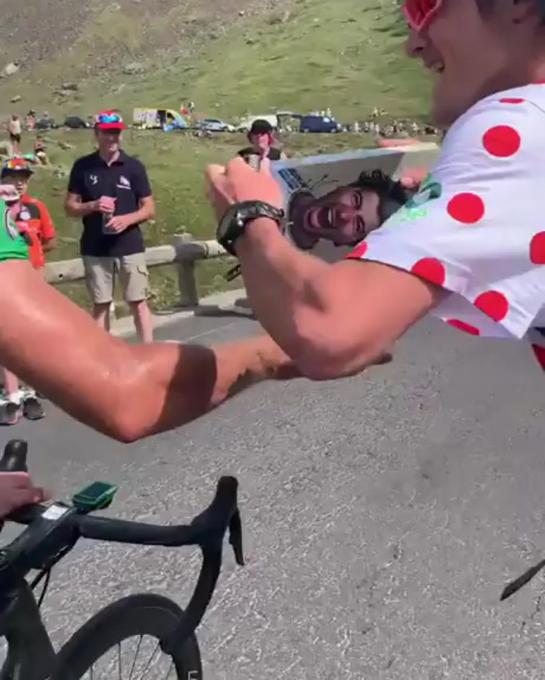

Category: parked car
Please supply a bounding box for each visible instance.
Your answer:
[196,118,234,133]
[35,117,57,130]
[64,116,88,129]
[299,115,342,133]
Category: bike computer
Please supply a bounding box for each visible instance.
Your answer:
[72,482,118,512]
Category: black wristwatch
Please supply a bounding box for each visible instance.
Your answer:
[216,201,285,256]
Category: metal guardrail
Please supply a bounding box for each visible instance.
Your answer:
[44,233,233,308]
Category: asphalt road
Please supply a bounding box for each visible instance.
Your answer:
[3,310,545,679]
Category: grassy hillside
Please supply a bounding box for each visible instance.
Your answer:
[0,0,429,123]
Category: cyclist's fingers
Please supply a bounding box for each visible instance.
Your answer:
[10,487,39,505]
[35,487,51,503]
[0,472,32,488]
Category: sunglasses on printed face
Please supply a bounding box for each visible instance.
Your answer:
[402,0,443,31]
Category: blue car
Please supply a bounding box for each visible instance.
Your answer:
[299,115,342,133]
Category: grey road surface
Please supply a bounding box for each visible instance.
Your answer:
[3,311,545,680]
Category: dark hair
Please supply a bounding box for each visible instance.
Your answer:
[249,119,274,136]
[351,169,412,224]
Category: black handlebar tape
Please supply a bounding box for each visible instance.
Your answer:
[190,476,238,531]
[78,515,204,546]
[78,477,238,547]
[0,440,28,472]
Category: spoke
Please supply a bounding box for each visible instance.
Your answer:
[90,664,94,680]
[128,635,144,680]
[118,641,123,680]
[135,638,161,680]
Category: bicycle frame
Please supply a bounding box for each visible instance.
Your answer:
[0,576,56,680]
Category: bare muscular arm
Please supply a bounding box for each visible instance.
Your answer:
[0,260,298,442]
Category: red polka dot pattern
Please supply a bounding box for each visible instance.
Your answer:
[346,241,368,260]
[474,291,509,322]
[447,193,485,224]
[499,98,525,104]
[411,258,446,286]
[530,232,545,264]
[447,319,481,336]
[532,345,545,371]
[482,125,521,158]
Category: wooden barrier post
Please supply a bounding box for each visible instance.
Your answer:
[173,233,199,307]
[44,237,230,313]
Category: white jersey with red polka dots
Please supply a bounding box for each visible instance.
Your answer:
[348,83,545,363]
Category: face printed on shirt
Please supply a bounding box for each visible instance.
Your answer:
[288,185,381,250]
[405,0,539,128]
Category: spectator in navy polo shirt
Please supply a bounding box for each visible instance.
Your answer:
[64,110,155,342]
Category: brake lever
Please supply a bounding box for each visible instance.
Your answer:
[0,440,28,472]
[228,509,244,566]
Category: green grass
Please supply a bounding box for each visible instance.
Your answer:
[0,0,429,123]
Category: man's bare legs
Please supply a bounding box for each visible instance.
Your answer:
[1,367,21,424]
[93,302,111,333]
[130,300,154,343]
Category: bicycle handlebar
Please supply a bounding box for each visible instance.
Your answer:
[0,439,244,648]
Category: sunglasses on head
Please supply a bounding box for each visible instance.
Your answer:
[97,112,123,124]
[402,0,443,32]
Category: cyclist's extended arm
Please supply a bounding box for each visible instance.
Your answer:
[0,260,298,442]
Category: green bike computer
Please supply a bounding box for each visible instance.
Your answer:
[72,481,118,512]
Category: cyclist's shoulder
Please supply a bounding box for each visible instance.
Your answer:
[434,85,545,180]
[447,84,545,140]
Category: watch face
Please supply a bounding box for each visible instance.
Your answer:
[216,200,285,255]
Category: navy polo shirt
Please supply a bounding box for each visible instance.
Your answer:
[67,150,152,257]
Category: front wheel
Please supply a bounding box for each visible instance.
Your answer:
[53,594,203,680]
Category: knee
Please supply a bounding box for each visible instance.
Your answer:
[129,300,149,313]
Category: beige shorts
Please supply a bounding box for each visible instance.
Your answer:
[83,253,149,304]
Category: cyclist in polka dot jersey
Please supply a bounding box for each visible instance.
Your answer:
[206,0,545,379]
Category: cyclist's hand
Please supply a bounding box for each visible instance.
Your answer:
[205,157,283,220]
[0,472,48,519]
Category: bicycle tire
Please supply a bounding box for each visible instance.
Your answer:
[52,593,203,680]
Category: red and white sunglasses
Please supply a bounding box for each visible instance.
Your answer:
[402,0,443,32]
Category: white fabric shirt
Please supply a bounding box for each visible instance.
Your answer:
[348,83,545,364]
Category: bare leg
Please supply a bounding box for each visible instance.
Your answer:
[93,302,111,333]
[130,300,154,343]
